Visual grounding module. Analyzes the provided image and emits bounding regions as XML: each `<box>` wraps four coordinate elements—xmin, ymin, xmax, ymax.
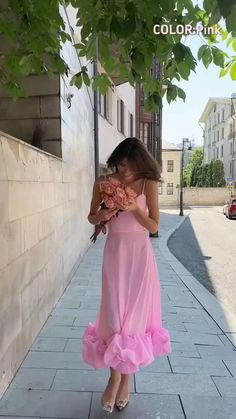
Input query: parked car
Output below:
<box><xmin>224</xmin><ymin>196</ymin><xmax>236</xmax><ymax>219</ymax></box>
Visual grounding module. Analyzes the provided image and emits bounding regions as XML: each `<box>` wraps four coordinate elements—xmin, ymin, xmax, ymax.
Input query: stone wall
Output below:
<box><xmin>0</xmin><ymin>6</ymin><xmax>95</xmax><ymax>397</ymax></box>
<box><xmin>183</xmin><ymin>187</ymin><xmax>232</xmax><ymax>206</ymax></box>
<box><xmin>0</xmin><ymin>75</ymin><xmax>62</xmax><ymax>158</ymax></box>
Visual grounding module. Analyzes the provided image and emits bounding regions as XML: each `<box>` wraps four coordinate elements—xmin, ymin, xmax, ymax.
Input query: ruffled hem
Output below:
<box><xmin>82</xmin><ymin>323</ymin><xmax>171</xmax><ymax>374</ymax></box>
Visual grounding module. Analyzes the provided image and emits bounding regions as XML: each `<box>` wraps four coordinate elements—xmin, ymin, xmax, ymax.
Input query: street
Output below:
<box><xmin>168</xmin><ymin>206</ymin><xmax>236</xmax><ymax>316</ymax></box>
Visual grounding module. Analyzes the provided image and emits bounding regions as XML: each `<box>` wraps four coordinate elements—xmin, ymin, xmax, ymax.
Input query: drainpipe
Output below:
<box><xmin>93</xmin><ymin>36</ymin><xmax>99</xmax><ymax>179</ymax></box>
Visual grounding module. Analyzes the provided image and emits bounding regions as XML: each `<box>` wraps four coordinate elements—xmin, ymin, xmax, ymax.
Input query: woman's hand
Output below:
<box><xmin>116</xmin><ymin>198</ymin><xmax>138</xmax><ymax>212</ymax></box>
<box><xmin>97</xmin><ymin>208</ymin><xmax>118</xmax><ymax>222</ymax></box>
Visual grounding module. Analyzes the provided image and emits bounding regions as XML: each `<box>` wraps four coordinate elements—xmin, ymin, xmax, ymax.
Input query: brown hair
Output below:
<box><xmin>106</xmin><ymin>137</ymin><xmax>161</xmax><ymax>181</ymax></box>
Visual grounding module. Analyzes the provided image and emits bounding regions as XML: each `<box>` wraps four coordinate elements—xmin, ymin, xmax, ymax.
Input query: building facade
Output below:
<box><xmin>158</xmin><ymin>141</ymin><xmax>182</xmax><ymax>207</ymax></box>
<box><xmin>199</xmin><ymin>96</ymin><xmax>236</xmax><ymax>185</ymax></box>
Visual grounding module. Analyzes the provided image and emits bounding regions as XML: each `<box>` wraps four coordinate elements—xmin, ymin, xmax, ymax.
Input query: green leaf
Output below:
<box><xmin>82</xmin><ymin>72</ymin><xmax>90</xmax><ymax>86</ymax></box>
<box><xmin>232</xmin><ymin>40</ymin><xmax>236</xmax><ymax>53</ymax></box>
<box><xmin>81</xmin><ymin>23</ymin><xmax>91</xmax><ymax>41</ymax></box>
<box><xmin>172</xmin><ymin>43</ymin><xmax>187</xmax><ymax>63</ymax></box>
<box><xmin>70</xmin><ymin>73</ymin><xmax>83</xmax><ymax>89</ymax></box>
<box><xmin>110</xmin><ymin>17</ymin><xmax>122</xmax><ymax>37</ymax></box>
<box><xmin>211</xmin><ymin>47</ymin><xmax>225</xmax><ymax>67</ymax></box>
<box><xmin>208</xmin><ymin>5</ymin><xmax>221</xmax><ymax>25</ymax></box>
<box><xmin>219</xmin><ymin>66</ymin><xmax>230</xmax><ymax>77</ymax></box>
<box><xmin>226</xmin><ymin>6</ymin><xmax>236</xmax><ymax>33</ymax></box>
<box><xmin>166</xmin><ymin>85</ymin><xmax>178</xmax><ymax>104</ymax></box>
<box><xmin>197</xmin><ymin>45</ymin><xmax>208</xmax><ymax>61</ymax></box>
<box><xmin>176</xmin><ymin>62</ymin><xmax>191</xmax><ymax>80</ymax></box>
<box><xmin>177</xmin><ymin>87</ymin><xmax>186</xmax><ymax>101</ymax></box>
<box><xmin>230</xmin><ymin>62</ymin><xmax>236</xmax><ymax>80</ymax></box>
<box><xmin>200</xmin><ymin>46</ymin><xmax>212</xmax><ymax>68</ymax></box>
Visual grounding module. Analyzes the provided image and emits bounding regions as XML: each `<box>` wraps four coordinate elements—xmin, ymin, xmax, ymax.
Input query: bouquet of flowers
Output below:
<box><xmin>90</xmin><ymin>177</ymin><xmax>137</xmax><ymax>243</ymax></box>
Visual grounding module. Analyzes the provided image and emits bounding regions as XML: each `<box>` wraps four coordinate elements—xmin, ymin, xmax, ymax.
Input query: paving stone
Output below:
<box><xmin>182</xmin><ymin>321</ymin><xmax>223</xmax><ymax>334</ymax></box>
<box><xmin>168</xmin><ymin>356</ymin><xmax>231</xmax><ymax>376</ymax></box>
<box><xmin>163</xmin><ymin>320</ymin><xmax>187</xmax><ymax>332</ymax></box>
<box><xmin>31</xmin><ymin>337</ymin><xmax>68</xmax><ymax>352</ymax></box>
<box><xmin>0</xmin><ymin>389</ymin><xmax>91</xmax><ymax>418</ymax></box>
<box><xmin>170</xmin><ymin>330</ymin><xmax>224</xmax><ymax>346</ymax></box>
<box><xmin>51</xmin><ymin>308</ymin><xmax>85</xmax><ymax>317</ymax></box>
<box><xmin>8</xmin><ymin>368</ymin><xmax>56</xmax><ymax>390</ymax></box>
<box><xmin>223</xmin><ymin>360</ymin><xmax>236</xmax><ymax>376</ymax></box>
<box><xmin>89</xmin><ymin>392</ymin><xmax>185</xmax><ymax>419</ymax></box>
<box><xmin>44</xmin><ymin>315</ymin><xmax>76</xmax><ymax>327</ymax></box>
<box><xmin>52</xmin><ymin>370</ymin><xmax>135</xmax><ymax>392</ymax></box>
<box><xmin>169</xmin><ymin>342</ymin><xmax>201</xmax><ymax>358</ymax></box>
<box><xmin>196</xmin><ymin>345</ymin><xmax>236</xmax><ymax>360</ymax></box>
<box><xmin>138</xmin><ymin>356</ymin><xmax>171</xmax><ymax>373</ymax></box>
<box><xmin>181</xmin><ymin>395</ymin><xmax>236</xmax><ymax>419</ymax></box>
<box><xmin>135</xmin><ymin>372</ymin><xmax>219</xmax><ymax>396</ymax></box>
<box><xmin>38</xmin><ymin>326</ymin><xmax>85</xmax><ymax>339</ymax></box>
<box><xmin>64</xmin><ymin>338</ymin><xmax>82</xmax><ymax>353</ymax></box>
<box><xmin>73</xmin><ymin>310</ymin><xmax>97</xmax><ymax>326</ymax></box>
<box><xmin>212</xmin><ymin>377</ymin><xmax>236</xmax><ymax>397</ymax></box>
<box><xmin>56</xmin><ymin>298</ymin><xmax>82</xmax><ymax>309</ymax></box>
<box><xmin>21</xmin><ymin>351</ymin><xmax>93</xmax><ymax>370</ymax></box>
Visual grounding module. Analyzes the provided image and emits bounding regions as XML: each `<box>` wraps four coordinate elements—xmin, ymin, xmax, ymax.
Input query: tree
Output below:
<box><xmin>0</xmin><ymin>0</ymin><xmax>236</xmax><ymax>108</ymax></box>
<box><xmin>212</xmin><ymin>160</ymin><xmax>225</xmax><ymax>186</ymax></box>
<box><xmin>183</xmin><ymin>147</ymin><xmax>203</xmax><ymax>186</ymax></box>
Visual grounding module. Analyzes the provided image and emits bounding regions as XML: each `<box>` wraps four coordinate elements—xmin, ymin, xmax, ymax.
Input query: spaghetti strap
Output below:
<box><xmin>142</xmin><ymin>178</ymin><xmax>147</xmax><ymax>194</ymax></box>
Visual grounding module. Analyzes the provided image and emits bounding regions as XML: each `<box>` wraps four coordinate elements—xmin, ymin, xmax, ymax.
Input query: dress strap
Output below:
<box><xmin>142</xmin><ymin>178</ymin><xmax>147</xmax><ymax>194</ymax></box>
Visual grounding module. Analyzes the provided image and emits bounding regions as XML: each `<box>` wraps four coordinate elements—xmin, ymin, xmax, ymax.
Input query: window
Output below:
<box><xmin>167</xmin><ymin>160</ymin><xmax>174</xmax><ymax>172</ymax></box>
<box><xmin>167</xmin><ymin>183</ymin><xmax>173</xmax><ymax>195</ymax></box>
<box><xmin>129</xmin><ymin>113</ymin><xmax>134</xmax><ymax>137</ymax></box>
<box><xmin>216</xmin><ymin>147</ymin><xmax>219</xmax><ymax>158</ymax></box>
<box><xmin>143</xmin><ymin>122</ymin><xmax>149</xmax><ymax>146</ymax></box>
<box><xmin>158</xmin><ymin>183</ymin><xmax>163</xmax><ymax>195</ymax></box>
<box><xmin>221</xmin><ymin>127</ymin><xmax>224</xmax><ymax>139</ymax></box>
<box><xmin>117</xmin><ymin>99</ymin><xmax>125</xmax><ymax>134</ymax></box>
<box><xmin>217</xmin><ymin>112</ymin><xmax>220</xmax><ymax>124</ymax></box>
<box><xmin>221</xmin><ymin>145</ymin><xmax>224</xmax><ymax>157</ymax></box>
<box><xmin>230</xmin><ymin>142</ymin><xmax>233</xmax><ymax>155</ymax></box>
<box><xmin>99</xmin><ymin>90</ymin><xmax>112</xmax><ymax>122</ymax></box>
<box><xmin>217</xmin><ymin>130</ymin><xmax>219</xmax><ymax>141</ymax></box>
<box><xmin>222</xmin><ymin>108</ymin><xmax>225</xmax><ymax>121</ymax></box>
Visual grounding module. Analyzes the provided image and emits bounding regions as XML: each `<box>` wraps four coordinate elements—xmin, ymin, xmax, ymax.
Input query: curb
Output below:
<box><xmin>158</xmin><ymin>213</ymin><xmax>236</xmax><ymax>347</ymax></box>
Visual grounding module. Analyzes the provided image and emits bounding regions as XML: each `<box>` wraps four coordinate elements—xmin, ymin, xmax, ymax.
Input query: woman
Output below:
<box><xmin>82</xmin><ymin>137</ymin><xmax>171</xmax><ymax>415</ymax></box>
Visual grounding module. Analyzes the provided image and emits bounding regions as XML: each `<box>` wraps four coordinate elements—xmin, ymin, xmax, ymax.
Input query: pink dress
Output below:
<box><xmin>82</xmin><ymin>179</ymin><xmax>171</xmax><ymax>374</ymax></box>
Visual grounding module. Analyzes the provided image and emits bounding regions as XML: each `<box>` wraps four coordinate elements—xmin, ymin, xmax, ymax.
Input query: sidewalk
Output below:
<box><xmin>1</xmin><ymin>210</ymin><xmax>236</xmax><ymax>419</ymax></box>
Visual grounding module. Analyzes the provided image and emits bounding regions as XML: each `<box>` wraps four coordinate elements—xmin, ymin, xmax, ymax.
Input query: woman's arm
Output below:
<box><xmin>130</xmin><ymin>180</ymin><xmax>159</xmax><ymax>233</ymax></box>
<box><xmin>88</xmin><ymin>177</ymin><xmax>118</xmax><ymax>225</ymax></box>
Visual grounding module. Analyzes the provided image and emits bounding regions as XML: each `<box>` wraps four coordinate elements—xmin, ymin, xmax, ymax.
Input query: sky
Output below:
<box><xmin>162</xmin><ymin>34</ymin><xmax>235</xmax><ymax>147</ymax></box>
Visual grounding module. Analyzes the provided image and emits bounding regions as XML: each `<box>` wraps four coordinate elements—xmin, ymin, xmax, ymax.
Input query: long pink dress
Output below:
<box><xmin>82</xmin><ymin>179</ymin><xmax>171</xmax><ymax>374</ymax></box>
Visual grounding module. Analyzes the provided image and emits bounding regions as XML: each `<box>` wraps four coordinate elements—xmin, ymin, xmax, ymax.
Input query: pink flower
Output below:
<box><xmin>90</xmin><ymin>177</ymin><xmax>139</xmax><ymax>243</ymax></box>
<box><xmin>104</xmin><ymin>196</ymin><xmax>117</xmax><ymax>209</ymax></box>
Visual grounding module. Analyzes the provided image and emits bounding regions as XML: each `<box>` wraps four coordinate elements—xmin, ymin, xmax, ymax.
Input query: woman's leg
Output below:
<box><xmin>101</xmin><ymin>367</ymin><xmax>121</xmax><ymax>408</ymax></box>
<box><xmin>115</xmin><ymin>373</ymin><xmax>130</xmax><ymax>403</ymax></box>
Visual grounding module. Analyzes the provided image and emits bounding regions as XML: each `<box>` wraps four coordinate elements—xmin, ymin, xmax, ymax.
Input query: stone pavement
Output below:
<box><xmin>1</xmin><ymin>209</ymin><xmax>236</xmax><ymax>419</ymax></box>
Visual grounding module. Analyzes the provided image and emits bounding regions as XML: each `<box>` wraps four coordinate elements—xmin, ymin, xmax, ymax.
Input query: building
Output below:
<box><xmin>135</xmin><ymin>60</ymin><xmax>162</xmax><ymax>166</ymax></box>
<box><xmin>159</xmin><ymin>141</ymin><xmax>182</xmax><ymax>207</ymax></box>
<box><xmin>199</xmin><ymin>95</ymin><xmax>236</xmax><ymax>185</ymax></box>
<box><xmin>97</xmin><ymin>61</ymin><xmax>135</xmax><ymax>175</ymax></box>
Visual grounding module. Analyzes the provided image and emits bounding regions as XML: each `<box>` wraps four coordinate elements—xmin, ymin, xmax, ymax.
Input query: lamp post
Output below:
<box><xmin>179</xmin><ymin>138</ymin><xmax>191</xmax><ymax>216</ymax></box>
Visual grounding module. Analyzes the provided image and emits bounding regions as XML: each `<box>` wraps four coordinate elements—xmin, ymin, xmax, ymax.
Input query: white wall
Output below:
<box><xmin>97</xmin><ymin>62</ymin><xmax>136</xmax><ymax>166</ymax></box>
<box><xmin>0</xmin><ymin>6</ymin><xmax>95</xmax><ymax>398</ymax></box>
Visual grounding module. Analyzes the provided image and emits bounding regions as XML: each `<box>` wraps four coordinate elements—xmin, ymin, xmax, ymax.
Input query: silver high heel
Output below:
<box><xmin>115</xmin><ymin>398</ymin><xmax>129</xmax><ymax>411</ymax></box>
<box><xmin>102</xmin><ymin>401</ymin><xmax>114</xmax><ymax>416</ymax></box>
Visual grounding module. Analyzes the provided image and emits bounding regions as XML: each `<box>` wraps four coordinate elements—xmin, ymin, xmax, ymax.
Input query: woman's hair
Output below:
<box><xmin>106</xmin><ymin>137</ymin><xmax>161</xmax><ymax>181</ymax></box>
